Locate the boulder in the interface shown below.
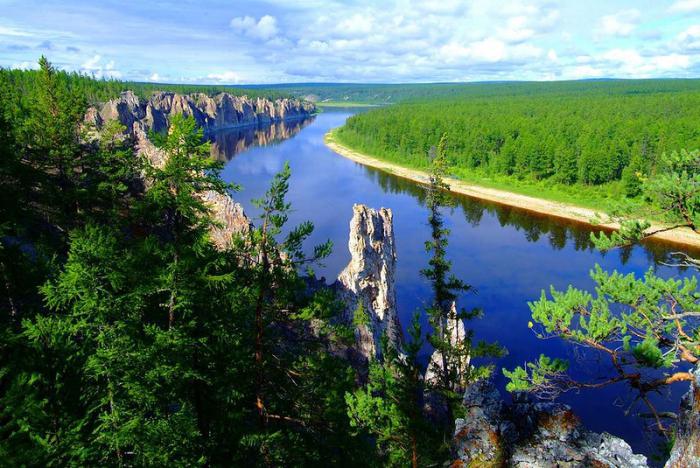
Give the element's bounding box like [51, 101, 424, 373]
[452, 380, 649, 467]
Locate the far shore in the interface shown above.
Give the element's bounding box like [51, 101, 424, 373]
[324, 130, 700, 251]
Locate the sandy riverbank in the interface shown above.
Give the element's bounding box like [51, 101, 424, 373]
[324, 130, 700, 251]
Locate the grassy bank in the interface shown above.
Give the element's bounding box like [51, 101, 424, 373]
[331, 129, 642, 214]
[325, 130, 700, 250]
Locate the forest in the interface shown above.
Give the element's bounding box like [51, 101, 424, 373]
[0, 67, 290, 107]
[1, 59, 698, 466]
[264, 79, 700, 105]
[334, 79, 700, 208]
[0, 59, 501, 466]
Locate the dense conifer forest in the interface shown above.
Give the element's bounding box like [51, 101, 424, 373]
[1, 67, 290, 107]
[334, 79, 700, 207]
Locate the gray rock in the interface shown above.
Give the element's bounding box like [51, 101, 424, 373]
[452, 380, 649, 467]
[89, 90, 315, 137]
[665, 364, 700, 468]
[335, 204, 402, 363]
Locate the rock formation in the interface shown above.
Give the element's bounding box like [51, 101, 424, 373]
[87, 93, 259, 250]
[451, 379, 648, 467]
[335, 204, 402, 363]
[665, 364, 700, 468]
[87, 90, 316, 138]
[425, 301, 470, 386]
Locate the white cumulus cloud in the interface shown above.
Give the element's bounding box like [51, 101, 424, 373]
[206, 70, 242, 83]
[230, 15, 278, 40]
[669, 0, 700, 13]
[597, 9, 640, 37]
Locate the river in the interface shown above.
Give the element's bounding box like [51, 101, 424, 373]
[215, 107, 697, 461]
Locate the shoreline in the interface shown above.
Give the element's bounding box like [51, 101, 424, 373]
[324, 130, 700, 251]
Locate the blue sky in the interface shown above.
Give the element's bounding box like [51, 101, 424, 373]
[2, 0, 700, 84]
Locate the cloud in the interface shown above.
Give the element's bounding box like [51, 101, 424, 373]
[0, 25, 33, 37]
[2, 0, 699, 83]
[669, 0, 700, 13]
[149, 72, 160, 81]
[230, 15, 278, 40]
[80, 54, 122, 79]
[596, 48, 691, 77]
[206, 70, 242, 83]
[11, 61, 39, 70]
[676, 24, 700, 52]
[566, 65, 604, 78]
[597, 9, 640, 37]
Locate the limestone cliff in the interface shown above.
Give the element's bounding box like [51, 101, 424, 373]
[425, 301, 470, 387]
[452, 379, 649, 467]
[335, 204, 402, 363]
[86, 90, 315, 137]
[665, 364, 700, 468]
[132, 125, 252, 249]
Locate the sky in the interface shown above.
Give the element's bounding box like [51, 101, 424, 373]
[2, 0, 700, 84]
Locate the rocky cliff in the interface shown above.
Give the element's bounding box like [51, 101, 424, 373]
[131, 122, 252, 249]
[85, 90, 315, 137]
[452, 379, 648, 467]
[665, 364, 700, 468]
[335, 204, 402, 363]
[425, 301, 470, 387]
[85, 90, 313, 250]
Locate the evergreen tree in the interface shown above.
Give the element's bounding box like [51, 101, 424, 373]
[504, 148, 700, 438]
[346, 314, 438, 467]
[421, 135, 500, 443]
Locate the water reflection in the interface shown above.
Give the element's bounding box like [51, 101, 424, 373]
[361, 164, 699, 265]
[209, 117, 315, 161]
[221, 108, 698, 461]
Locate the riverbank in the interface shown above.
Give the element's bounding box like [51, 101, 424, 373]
[324, 130, 700, 250]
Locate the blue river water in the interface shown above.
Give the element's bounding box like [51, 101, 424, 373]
[215, 107, 698, 461]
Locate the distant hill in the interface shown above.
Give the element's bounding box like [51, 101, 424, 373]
[252, 79, 700, 104]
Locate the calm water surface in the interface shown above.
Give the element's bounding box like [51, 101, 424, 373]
[216, 108, 698, 460]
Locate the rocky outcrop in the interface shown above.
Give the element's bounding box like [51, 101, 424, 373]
[89, 90, 315, 137]
[665, 364, 700, 468]
[425, 301, 470, 386]
[83, 90, 313, 250]
[452, 379, 648, 467]
[335, 204, 402, 363]
[132, 124, 252, 250]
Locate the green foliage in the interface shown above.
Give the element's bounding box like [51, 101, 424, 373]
[272, 79, 700, 105]
[420, 137, 501, 442]
[504, 265, 699, 417]
[644, 149, 700, 231]
[353, 301, 370, 327]
[346, 314, 438, 466]
[503, 354, 569, 393]
[591, 148, 699, 250]
[0, 59, 369, 466]
[335, 80, 700, 198]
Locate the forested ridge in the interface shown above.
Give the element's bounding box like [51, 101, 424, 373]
[1, 67, 290, 107]
[266, 78, 700, 104]
[335, 79, 700, 203]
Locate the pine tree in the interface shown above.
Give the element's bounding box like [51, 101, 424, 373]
[346, 314, 437, 467]
[419, 134, 503, 453]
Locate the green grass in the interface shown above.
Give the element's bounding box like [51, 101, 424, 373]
[332, 130, 644, 216]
